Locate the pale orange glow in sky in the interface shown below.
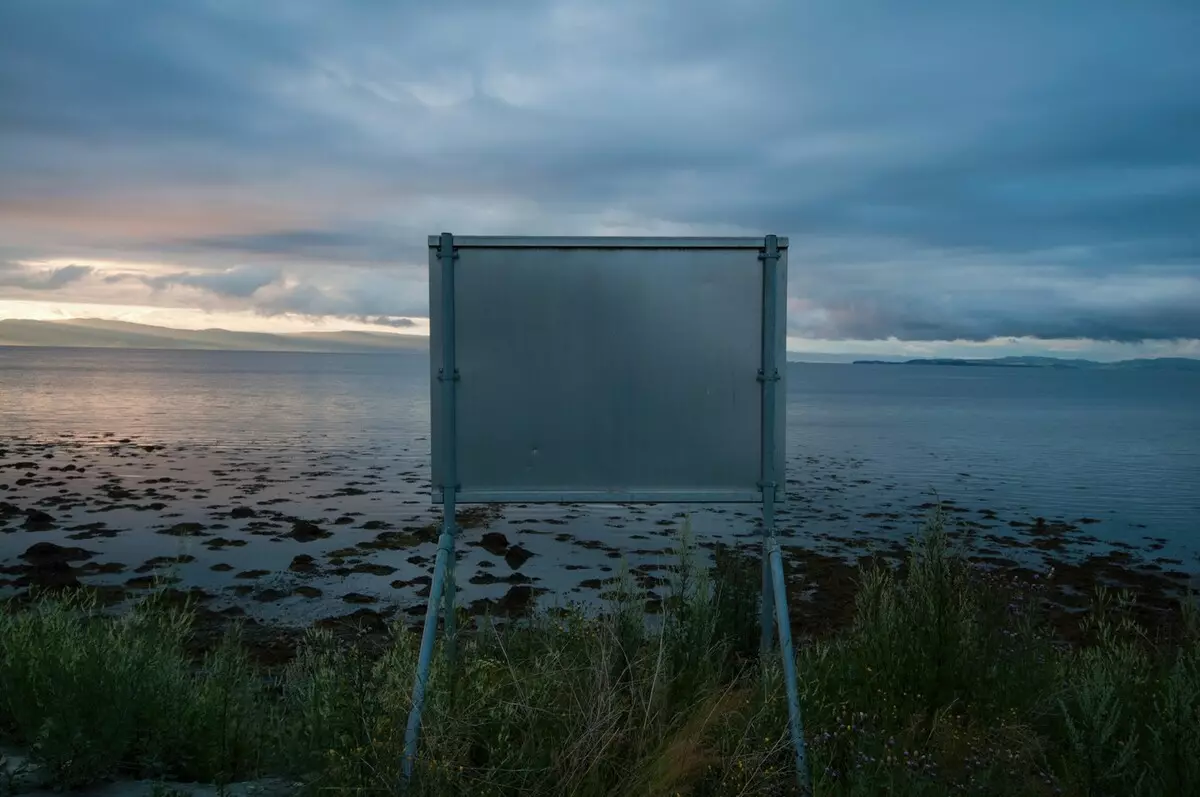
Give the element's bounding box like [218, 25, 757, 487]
[0, 298, 430, 336]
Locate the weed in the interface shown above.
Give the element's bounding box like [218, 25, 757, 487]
[0, 511, 1197, 796]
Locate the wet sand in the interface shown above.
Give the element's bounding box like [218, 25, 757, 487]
[2, 433, 1196, 663]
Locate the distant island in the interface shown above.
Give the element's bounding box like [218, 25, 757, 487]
[852, 355, 1200, 371]
[0, 318, 428, 354]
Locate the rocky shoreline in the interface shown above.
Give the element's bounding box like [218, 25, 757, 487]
[2, 433, 1197, 666]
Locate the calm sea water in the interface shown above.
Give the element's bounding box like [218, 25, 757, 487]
[1, 347, 1197, 619]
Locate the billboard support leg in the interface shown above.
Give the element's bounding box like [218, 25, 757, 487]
[401, 520, 455, 781]
[759, 234, 811, 794]
[768, 532, 811, 793]
[403, 232, 460, 785]
[444, 540, 457, 670]
[761, 513, 775, 653]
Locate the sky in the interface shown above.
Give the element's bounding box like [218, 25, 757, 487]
[1, 0, 1198, 360]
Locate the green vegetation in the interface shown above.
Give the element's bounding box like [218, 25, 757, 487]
[1, 511, 1197, 796]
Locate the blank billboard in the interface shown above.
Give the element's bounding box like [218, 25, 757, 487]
[429, 236, 786, 504]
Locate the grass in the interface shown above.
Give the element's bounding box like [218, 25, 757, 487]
[0, 510, 1197, 796]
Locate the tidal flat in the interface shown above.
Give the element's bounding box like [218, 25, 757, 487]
[1, 432, 1195, 657]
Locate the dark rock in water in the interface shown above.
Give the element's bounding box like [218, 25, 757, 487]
[288, 520, 329, 542]
[255, 588, 289, 602]
[359, 530, 418, 550]
[130, 572, 180, 588]
[0, 501, 22, 519]
[66, 525, 121, 540]
[495, 584, 543, 616]
[504, 545, 534, 570]
[22, 509, 56, 531]
[466, 597, 495, 617]
[351, 563, 398, 576]
[235, 569, 271, 579]
[342, 592, 378, 604]
[21, 541, 95, 565]
[294, 585, 323, 598]
[9, 544, 89, 588]
[335, 515, 355, 525]
[470, 570, 531, 586]
[362, 519, 390, 530]
[67, 522, 108, 532]
[459, 504, 503, 529]
[16, 559, 80, 590]
[161, 522, 208, 536]
[77, 561, 126, 575]
[289, 554, 318, 574]
[479, 531, 510, 556]
[134, 555, 196, 573]
[210, 563, 235, 572]
[205, 537, 247, 549]
[389, 575, 431, 590]
[230, 506, 257, 519]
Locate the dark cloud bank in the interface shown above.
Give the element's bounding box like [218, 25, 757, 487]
[0, 0, 1197, 343]
[0, 261, 94, 291]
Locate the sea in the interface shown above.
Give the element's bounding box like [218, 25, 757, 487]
[1, 347, 1197, 623]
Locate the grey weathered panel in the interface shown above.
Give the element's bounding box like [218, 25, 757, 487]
[430, 236, 786, 504]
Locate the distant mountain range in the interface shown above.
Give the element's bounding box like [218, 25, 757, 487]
[852, 355, 1200, 371]
[0, 318, 428, 353]
[5, 320, 1197, 369]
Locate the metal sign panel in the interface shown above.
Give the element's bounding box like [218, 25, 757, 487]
[429, 235, 787, 504]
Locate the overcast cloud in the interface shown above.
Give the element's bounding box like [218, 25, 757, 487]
[0, 0, 1198, 348]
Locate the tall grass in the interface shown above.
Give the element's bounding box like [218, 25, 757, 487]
[1, 510, 1196, 795]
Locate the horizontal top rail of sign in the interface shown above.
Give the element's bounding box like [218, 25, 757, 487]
[426, 235, 789, 250]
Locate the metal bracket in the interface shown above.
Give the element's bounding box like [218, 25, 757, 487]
[757, 368, 781, 383]
[437, 368, 461, 382]
[758, 233, 781, 263]
[757, 480, 778, 491]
